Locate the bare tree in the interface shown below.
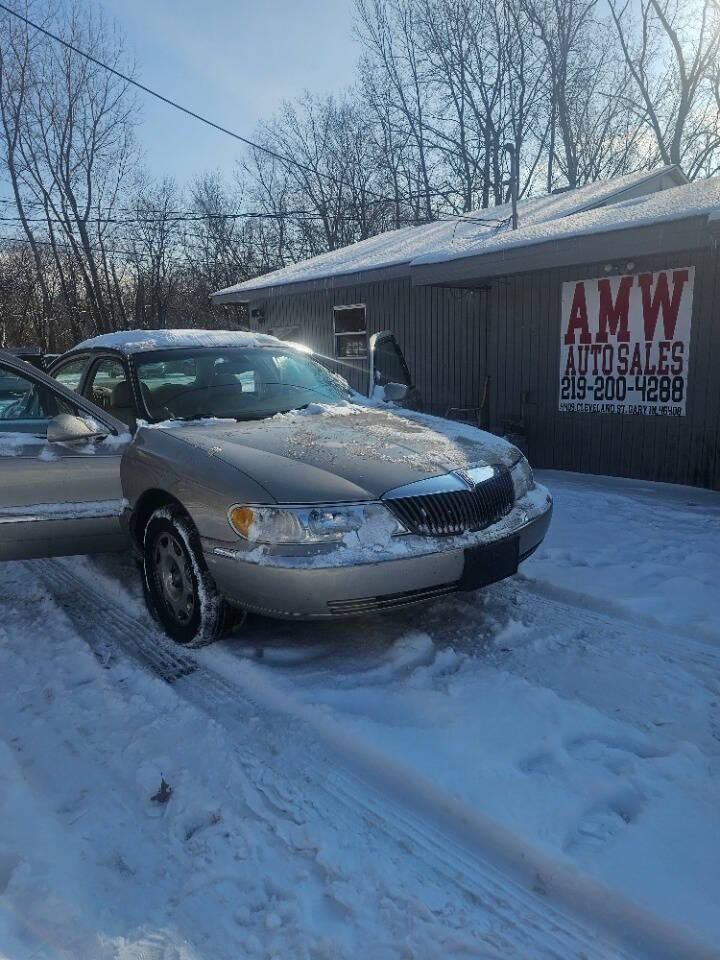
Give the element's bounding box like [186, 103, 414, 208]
[0, 0, 138, 342]
[609, 0, 720, 176]
[356, 0, 438, 219]
[0, 1, 56, 338]
[242, 92, 398, 268]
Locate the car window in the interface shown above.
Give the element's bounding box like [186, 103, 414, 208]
[53, 356, 89, 393]
[134, 347, 350, 421]
[0, 362, 74, 436]
[272, 353, 323, 390]
[86, 358, 135, 427]
[137, 357, 197, 391]
[136, 356, 200, 419]
[373, 337, 412, 388]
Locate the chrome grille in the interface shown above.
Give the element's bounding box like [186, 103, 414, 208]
[385, 467, 515, 537]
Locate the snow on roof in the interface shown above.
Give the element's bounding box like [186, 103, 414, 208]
[75, 328, 282, 354]
[212, 167, 682, 299]
[413, 176, 720, 266]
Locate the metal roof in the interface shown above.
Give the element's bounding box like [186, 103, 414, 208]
[212, 166, 688, 302]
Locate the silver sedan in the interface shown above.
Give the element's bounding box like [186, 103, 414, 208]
[0, 331, 552, 645]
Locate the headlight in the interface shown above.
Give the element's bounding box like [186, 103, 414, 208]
[510, 456, 534, 500]
[228, 502, 405, 544]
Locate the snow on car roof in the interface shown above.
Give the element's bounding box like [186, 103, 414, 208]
[212, 166, 683, 298]
[74, 328, 282, 354]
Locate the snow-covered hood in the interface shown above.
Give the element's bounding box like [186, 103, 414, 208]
[164, 405, 516, 503]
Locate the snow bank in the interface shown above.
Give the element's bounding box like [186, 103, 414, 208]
[524, 470, 720, 637]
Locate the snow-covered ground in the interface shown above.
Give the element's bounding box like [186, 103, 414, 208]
[0, 470, 718, 960]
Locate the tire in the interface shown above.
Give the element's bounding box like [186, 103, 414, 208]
[142, 505, 238, 646]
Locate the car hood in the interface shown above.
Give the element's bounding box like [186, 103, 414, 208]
[164, 405, 516, 503]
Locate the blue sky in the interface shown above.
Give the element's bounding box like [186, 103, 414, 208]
[95, 0, 359, 185]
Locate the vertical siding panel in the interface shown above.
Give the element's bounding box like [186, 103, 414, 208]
[470, 290, 481, 413]
[439, 286, 447, 412]
[537, 267, 554, 468]
[488, 282, 500, 430]
[506, 279, 518, 432]
[554, 268, 574, 472]
[524, 271, 537, 461]
[405, 281, 417, 395]
[498, 280, 508, 431]
[538, 265, 556, 469]
[688, 247, 716, 487]
[518, 273, 529, 441]
[503, 279, 514, 431]
[449, 291, 459, 413]
[704, 247, 720, 489]
[418, 286, 428, 410]
[538, 267, 555, 468]
[433, 286, 442, 412]
[435, 286, 444, 413]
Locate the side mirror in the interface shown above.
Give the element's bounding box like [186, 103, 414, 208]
[382, 382, 409, 403]
[47, 413, 107, 444]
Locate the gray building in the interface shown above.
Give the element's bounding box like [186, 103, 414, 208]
[212, 167, 720, 490]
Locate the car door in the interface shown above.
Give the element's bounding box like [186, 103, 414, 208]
[0, 350, 131, 561]
[51, 353, 92, 394]
[83, 355, 138, 428]
[368, 331, 422, 409]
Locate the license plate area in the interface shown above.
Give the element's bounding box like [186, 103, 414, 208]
[459, 536, 519, 591]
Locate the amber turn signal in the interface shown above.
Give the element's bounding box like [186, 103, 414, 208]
[229, 505, 255, 538]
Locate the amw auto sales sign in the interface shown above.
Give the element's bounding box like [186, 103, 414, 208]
[559, 266, 694, 416]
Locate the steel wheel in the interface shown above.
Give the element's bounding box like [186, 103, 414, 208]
[153, 532, 195, 625]
[142, 506, 240, 646]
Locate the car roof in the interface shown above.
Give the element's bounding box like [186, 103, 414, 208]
[72, 328, 283, 355]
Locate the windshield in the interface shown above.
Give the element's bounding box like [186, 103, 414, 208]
[134, 346, 353, 422]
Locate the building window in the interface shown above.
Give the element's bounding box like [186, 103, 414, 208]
[333, 304, 367, 358]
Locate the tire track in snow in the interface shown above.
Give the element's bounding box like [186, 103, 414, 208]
[488, 578, 720, 754]
[514, 576, 720, 668]
[31, 558, 604, 960]
[387, 577, 720, 755]
[30, 556, 718, 960]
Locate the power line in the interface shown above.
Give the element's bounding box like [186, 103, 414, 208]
[0, 3, 489, 212]
[0, 3, 395, 205]
[0, 193, 514, 230]
[0, 209, 425, 226]
[0, 231, 250, 269]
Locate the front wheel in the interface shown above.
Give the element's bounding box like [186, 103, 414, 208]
[142, 506, 238, 646]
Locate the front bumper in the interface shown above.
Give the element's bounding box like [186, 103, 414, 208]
[203, 486, 552, 620]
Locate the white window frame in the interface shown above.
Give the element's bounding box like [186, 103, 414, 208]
[333, 303, 368, 359]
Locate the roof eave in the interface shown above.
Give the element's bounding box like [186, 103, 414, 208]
[211, 260, 413, 304]
[411, 214, 710, 287]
